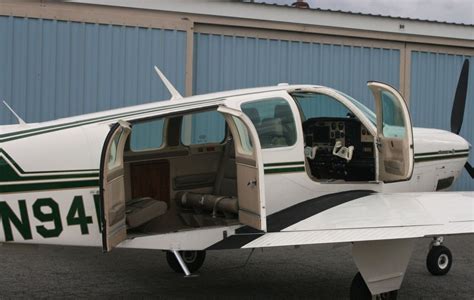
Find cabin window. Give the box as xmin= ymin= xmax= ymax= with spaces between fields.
xmin=130 ymin=119 xmax=164 ymax=151
xmin=241 ymin=98 xmax=296 ymax=149
xmin=181 ymin=111 xmax=226 ymax=145
xmin=294 ymin=93 xmax=352 ymax=120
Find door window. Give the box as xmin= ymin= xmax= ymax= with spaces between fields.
xmin=232 ymin=116 xmax=253 ymax=155
xmin=381 ymin=91 xmax=406 ymax=138
xmin=108 ymin=129 xmax=123 ymax=170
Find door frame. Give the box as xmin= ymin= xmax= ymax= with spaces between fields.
xmin=368 ymin=81 xmax=414 ymax=183
xmin=217 ymin=106 xmax=267 ymax=232
xmin=99 ymin=120 xmax=132 ymax=252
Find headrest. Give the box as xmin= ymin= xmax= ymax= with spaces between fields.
xmin=274 ymin=104 xmax=292 ymax=122
xmin=259 ymin=118 xmax=284 ymax=136
xmin=242 ymin=107 xmax=261 ymax=125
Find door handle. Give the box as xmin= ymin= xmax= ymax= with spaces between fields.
xmin=247 ymin=179 xmax=257 ymax=188
xmin=376 ymin=138 xmax=383 ymax=152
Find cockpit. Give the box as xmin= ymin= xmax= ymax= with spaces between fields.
xmin=292 ymin=91 xmax=376 ymax=181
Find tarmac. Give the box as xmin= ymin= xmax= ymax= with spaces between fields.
xmin=0 ymin=235 xmax=473 ymax=299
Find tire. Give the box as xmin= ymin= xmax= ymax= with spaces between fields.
xmin=166 ymin=250 xmax=206 ymax=274
xmin=350 ymin=272 xmax=398 ymax=300
xmin=426 ymin=245 xmax=452 ymax=276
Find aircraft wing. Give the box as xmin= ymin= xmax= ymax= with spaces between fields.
xmin=238 ymin=191 xmax=474 ymax=249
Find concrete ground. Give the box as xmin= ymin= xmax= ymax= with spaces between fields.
xmin=0 ymin=235 xmax=473 ymax=299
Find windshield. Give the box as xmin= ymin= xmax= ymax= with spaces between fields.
xmin=292 ymin=91 xmax=377 ymax=126
xmin=336 ymin=91 xmax=377 ymax=126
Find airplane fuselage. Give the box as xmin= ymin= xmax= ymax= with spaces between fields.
xmin=0 ymin=85 xmax=470 ymax=249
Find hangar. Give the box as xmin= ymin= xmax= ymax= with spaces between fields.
xmin=0 ymin=0 xmax=472 ymax=190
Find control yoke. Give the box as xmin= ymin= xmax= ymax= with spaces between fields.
xmin=332 ymin=141 xmax=354 ymax=162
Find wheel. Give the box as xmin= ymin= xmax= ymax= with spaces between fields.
xmin=166 ymin=250 xmax=206 ymax=274
xmin=426 ymin=245 xmax=452 ymax=276
xmin=350 ymin=272 xmax=398 ymax=300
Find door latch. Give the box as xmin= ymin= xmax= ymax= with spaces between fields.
xmin=247 ymin=179 xmax=257 ymax=188
xmin=376 ymin=138 xmax=383 ymax=152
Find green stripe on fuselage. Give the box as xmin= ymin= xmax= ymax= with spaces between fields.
xmin=0 ymin=180 xmax=99 ymax=193
xmin=0 ymin=98 xmax=222 ymax=142
xmin=264 ymin=167 xmax=305 ymax=174
xmin=0 ymin=149 xmax=99 ymax=183
xmin=414 ymin=153 xmax=469 ymax=163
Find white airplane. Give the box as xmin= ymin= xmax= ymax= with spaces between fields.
xmin=0 ymin=60 xmax=473 ymax=299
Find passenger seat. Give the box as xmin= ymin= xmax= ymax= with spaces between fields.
xmin=175 ymin=137 xmax=238 ymax=217
xmin=126 ymin=197 xmax=168 ymax=229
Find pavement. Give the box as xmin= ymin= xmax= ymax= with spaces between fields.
xmin=0 ymin=235 xmax=473 ymax=299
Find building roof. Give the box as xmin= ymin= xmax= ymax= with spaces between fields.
xmin=250 ymin=2 xmax=473 ymax=26
xmin=65 ymin=0 xmax=474 ymax=41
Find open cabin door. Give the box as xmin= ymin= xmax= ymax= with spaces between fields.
xmin=218 ymin=106 xmax=267 ymax=232
xmin=368 ymin=82 xmax=414 ymax=183
xmin=100 ymin=120 xmax=131 ymax=252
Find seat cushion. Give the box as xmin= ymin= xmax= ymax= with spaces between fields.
xmin=126 ymin=197 xmax=168 ymax=228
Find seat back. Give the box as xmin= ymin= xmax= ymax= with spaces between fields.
xmin=214 ymin=137 xmax=237 ymax=197
xmin=274 ymin=104 xmax=296 ymax=145
xmin=259 ymin=118 xmax=286 ymax=147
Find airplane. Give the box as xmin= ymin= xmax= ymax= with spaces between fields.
xmin=0 ymin=59 xmax=473 ymax=300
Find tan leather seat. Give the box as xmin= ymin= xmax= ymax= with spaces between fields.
xmin=259 ymin=118 xmax=287 ymax=147
xmin=126 ymin=197 xmax=168 ymax=228
xmin=176 ymin=138 xmax=238 ymax=216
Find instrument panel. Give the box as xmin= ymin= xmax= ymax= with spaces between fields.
xmin=302 ymin=117 xmax=375 ymax=181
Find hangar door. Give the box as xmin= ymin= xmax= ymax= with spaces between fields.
xmin=410 ymin=50 xmax=474 ymax=191
xmin=0 ymin=16 xmax=187 ymax=125
xmin=192 ymin=25 xmax=402 ymax=142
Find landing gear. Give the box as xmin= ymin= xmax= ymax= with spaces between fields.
xmin=350 ymin=272 xmax=398 ymax=300
xmin=426 ymin=238 xmax=452 ymax=276
xmin=166 ymin=250 xmax=206 ymax=275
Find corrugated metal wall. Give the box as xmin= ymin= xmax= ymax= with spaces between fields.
xmin=192 ymin=32 xmax=400 ymax=150
xmin=410 ymin=51 xmax=473 ymax=191
xmin=0 ymin=16 xmax=187 ymax=125
xmin=193 ymin=33 xmax=401 ymax=107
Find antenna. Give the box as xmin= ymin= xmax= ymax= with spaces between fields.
xmin=2 ymin=101 xmax=26 ymax=125
xmin=153 ymin=66 xmax=183 ymax=100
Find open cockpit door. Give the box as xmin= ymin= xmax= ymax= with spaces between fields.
xmin=368 ymin=82 xmax=414 ymax=183
xmin=218 ymin=106 xmax=267 ymax=231
xmin=100 ymin=120 xmax=132 ymax=252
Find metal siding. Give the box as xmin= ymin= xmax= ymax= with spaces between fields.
xmin=193 ymin=32 xmax=400 ymax=148
xmin=410 ymin=52 xmax=473 ymax=191
xmin=194 ymin=33 xmax=400 ymax=106
xmin=0 ymin=16 xmax=186 ymax=125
